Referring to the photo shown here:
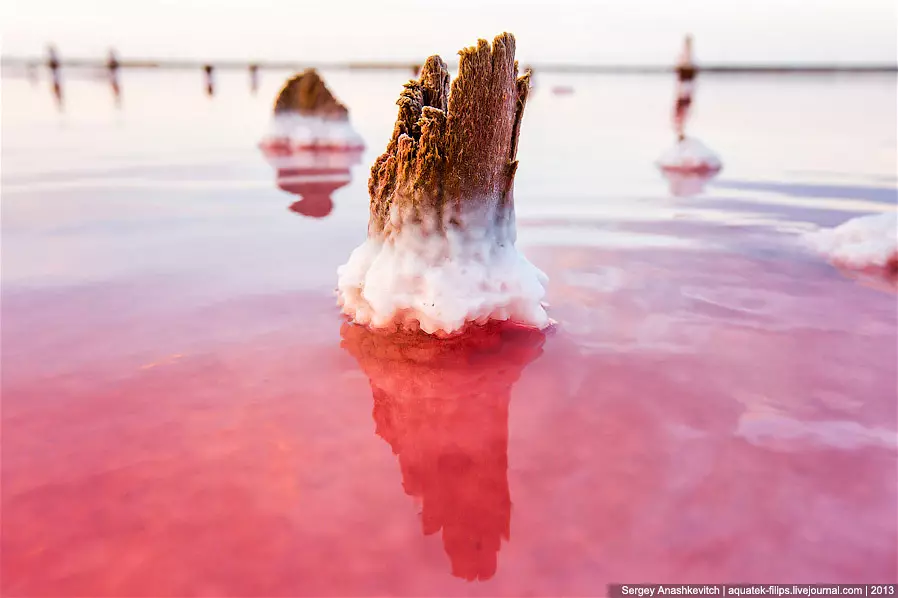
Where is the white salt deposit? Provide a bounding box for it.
[263,114,364,149]
[337,207,550,335]
[657,137,722,174]
[805,211,898,269]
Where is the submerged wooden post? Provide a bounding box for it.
[337,33,549,335]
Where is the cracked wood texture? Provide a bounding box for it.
[368,33,530,236]
[273,69,350,119]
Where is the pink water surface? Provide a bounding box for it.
[2,69,896,596]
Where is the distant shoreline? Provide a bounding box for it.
[2,56,896,74]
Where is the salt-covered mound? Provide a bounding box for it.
[805,212,898,272]
[657,137,722,175]
[337,33,549,335]
[260,69,364,151]
[340,320,546,581]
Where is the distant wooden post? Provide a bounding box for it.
[249,63,259,94]
[107,49,121,105]
[47,45,63,109]
[203,64,214,96]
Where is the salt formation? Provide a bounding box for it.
[656,137,722,175]
[337,33,549,335]
[340,320,546,581]
[805,212,898,272]
[260,69,364,151]
[657,35,722,175]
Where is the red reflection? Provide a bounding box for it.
[661,169,718,197]
[836,264,898,294]
[260,147,362,218]
[340,321,546,581]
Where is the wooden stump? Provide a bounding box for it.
[368,33,530,238]
[273,68,350,120]
[337,33,548,335]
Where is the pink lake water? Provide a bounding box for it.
[2,69,897,596]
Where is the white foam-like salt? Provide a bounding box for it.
[264,114,363,148]
[337,218,550,335]
[657,137,722,173]
[804,211,898,269]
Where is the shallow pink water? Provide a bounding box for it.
[2,70,896,596]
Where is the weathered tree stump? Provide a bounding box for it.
[337,33,549,335]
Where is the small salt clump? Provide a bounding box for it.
[805,212,898,271]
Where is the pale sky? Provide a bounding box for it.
[1,0,896,66]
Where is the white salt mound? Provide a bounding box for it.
[265,114,363,148]
[805,211,898,269]
[337,217,550,335]
[657,137,722,173]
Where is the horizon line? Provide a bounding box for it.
[3,56,897,74]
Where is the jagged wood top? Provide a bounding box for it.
[368,33,530,234]
[273,69,350,119]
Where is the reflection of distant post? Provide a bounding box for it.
[203,64,215,97]
[107,48,122,107]
[661,170,716,197]
[278,168,348,218]
[47,45,63,110]
[249,63,260,94]
[260,146,362,219]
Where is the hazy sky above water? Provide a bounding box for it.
[1,0,896,65]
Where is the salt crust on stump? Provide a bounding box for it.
[337,34,549,335]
